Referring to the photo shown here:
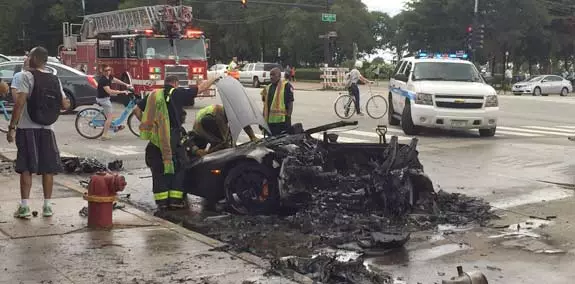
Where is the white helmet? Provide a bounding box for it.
[354,60,363,69]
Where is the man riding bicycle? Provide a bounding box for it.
[347,61,374,116]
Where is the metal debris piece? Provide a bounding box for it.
[442,266,488,284]
[61,157,124,174]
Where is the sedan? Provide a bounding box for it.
[207,64,228,80]
[0,61,98,113]
[512,75,573,96]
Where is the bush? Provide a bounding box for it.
[294,68,323,81]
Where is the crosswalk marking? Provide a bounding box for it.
[310,133,368,143]
[494,130,542,137]
[342,129,412,140]
[90,145,141,156]
[498,126,572,137]
[524,126,574,133]
[558,126,575,129]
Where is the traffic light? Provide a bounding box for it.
[466,25,473,50]
[241,0,247,8]
[474,24,485,49]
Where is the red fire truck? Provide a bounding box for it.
[59,5,213,100]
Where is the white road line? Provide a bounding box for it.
[494,130,542,137]
[523,126,574,133]
[490,188,573,209]
[497,126,573,137]
[558,126,575,129]
[91,145,142,156]
[310,133,368,143]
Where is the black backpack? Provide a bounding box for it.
[27,70,62,125]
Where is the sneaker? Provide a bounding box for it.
[100,135,111,141]
[42,204,54,217]
[14,204,31,219]
[357,112,365,116]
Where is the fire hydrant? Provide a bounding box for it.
[83,172,127,229]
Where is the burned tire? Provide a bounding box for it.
[224,162,280,215]
[388,94,400,126]
[401,101,420,135]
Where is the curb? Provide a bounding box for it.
[0,150,313,284]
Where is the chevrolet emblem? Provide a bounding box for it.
[454,99,465,103]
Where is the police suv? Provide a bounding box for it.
[388,52,499,137]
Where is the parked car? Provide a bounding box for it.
[5,56,60,63]
[0,61,98,113]
[0,54,11,64]
[512,75,573,96]
[207,64,228,80]
[239,62,283,88]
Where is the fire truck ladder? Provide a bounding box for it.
[80,5,193,40]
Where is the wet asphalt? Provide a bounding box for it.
[4,83,575,283]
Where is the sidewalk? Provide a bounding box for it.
[0,151,302,283]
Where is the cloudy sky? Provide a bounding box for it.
[362,0,406,16]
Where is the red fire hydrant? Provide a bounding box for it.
[83,172,127,229]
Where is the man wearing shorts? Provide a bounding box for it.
[97,64,132,140]
[7,47,70,218]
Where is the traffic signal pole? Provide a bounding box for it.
[472,0,478,62]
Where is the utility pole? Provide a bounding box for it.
[472,0,478,62]
[324,0,330,66]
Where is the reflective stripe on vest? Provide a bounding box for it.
[165,87,175,103]
[263,81,287,124]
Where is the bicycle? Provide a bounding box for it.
[75,91,142,139]
[0,100,11,133]
[333,84,388,119]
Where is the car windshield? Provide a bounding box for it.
[412,62,483,82]
[142,38,206,60]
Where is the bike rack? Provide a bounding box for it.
[376,125,388,144]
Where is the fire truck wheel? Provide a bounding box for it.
[61,91,76,115]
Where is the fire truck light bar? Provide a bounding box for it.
[186,30,203,37]
[149,67,161,73]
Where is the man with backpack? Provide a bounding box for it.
[7,46,70,218]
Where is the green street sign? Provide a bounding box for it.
[322,13,336,23]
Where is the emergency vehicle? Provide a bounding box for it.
[388,52,499,137]
[59,5,213,98]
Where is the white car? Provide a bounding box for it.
[239,62,283,88]
[389,53,499,137]
[512,75,572,96]
[207,64,228,80]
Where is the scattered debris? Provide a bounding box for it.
[271,255,393,284]
[32,211,38,217]
[62,157,124,174]
[442,266,488,284]
[486,265,502,271]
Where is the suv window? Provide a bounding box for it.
[264,63,282,71]
[393,60,406,76]
[412,62,483,82]
[255,63,264,71]
[241,64,251,71]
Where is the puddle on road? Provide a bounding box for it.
[366,243,472,267]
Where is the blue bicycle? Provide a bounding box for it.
[75,91,142,139]
[0,100,11,133]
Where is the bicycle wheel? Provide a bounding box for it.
[334,94,356,119]
[75,107,106,139]
[127,112,140,137]
[366,95,389,119]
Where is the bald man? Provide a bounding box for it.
[260,67,294,136]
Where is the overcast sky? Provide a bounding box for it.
[362,0,406,16]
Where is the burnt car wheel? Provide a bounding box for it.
[224,162,279,215]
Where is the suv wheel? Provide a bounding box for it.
[401,101,420,135]
[479,127,496,137]
[388,94,400,126]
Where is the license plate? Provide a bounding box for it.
[451,120,467,127]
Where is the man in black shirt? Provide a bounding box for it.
[134,75,218,210]
[96,64,132,140]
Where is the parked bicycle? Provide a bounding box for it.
[333,84,388,119]
[75,90,141,139]
[0,100,11,133]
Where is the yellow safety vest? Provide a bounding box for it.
[262,81,287,124]
[227,61,235,71]
[195,104,223,122]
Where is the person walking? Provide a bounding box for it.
[7,46,70,218]
[260,67,294,136]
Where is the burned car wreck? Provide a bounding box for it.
[180,77,435,215]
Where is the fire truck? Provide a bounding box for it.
[59,5,214,101]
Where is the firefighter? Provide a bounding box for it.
[138,75,218,210]
[192,104,258,155]
[226,57,240,80]
[260,67,294,136]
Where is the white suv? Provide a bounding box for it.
[388,53,499,137]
